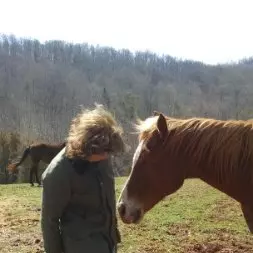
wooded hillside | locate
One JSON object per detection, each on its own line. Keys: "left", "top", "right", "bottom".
{"left": 1, "top": 34, "right": 253, "bottom": 176}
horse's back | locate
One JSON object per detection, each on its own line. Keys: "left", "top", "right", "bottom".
{"left": 30, "top": 143, "right": 65, "bottom": 163}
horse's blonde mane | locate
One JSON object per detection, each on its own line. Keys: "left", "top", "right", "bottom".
{"left": 66, "top": 104, "right": 125, "bottom": 159}
{"left": 134, "top": 116, "right": 159, "bottom": 140}
{"left": 135, "top": 115, "right": 253, "bottom": 181}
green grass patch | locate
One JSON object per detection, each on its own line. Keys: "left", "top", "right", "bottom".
{"left": 0, "top": 178, "right": 252, "bottom": 252}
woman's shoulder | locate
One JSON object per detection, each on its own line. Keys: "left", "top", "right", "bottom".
{"left": 42, "top": 147, "right": 72, "bottom": 182}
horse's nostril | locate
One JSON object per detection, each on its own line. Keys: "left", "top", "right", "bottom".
{"left": 132, "top": 208, "right": 142, "bottom": 223}
{"left": 118, "top": 202, "right": 126, "bottom": 217}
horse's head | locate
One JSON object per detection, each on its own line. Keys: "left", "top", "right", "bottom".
{"left": 118, "top": 113, "right": 185, "bottom": 224}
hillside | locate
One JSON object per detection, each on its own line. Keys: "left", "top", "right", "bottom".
{"left": 0, "top": 178, "right": 252, "bottom": 253}
{"left": 1, "top": 34, "right": 253, "bottom": 176}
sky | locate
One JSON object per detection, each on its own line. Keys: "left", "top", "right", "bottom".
{"left": 0, "top": 0, "right": 252, "bottom": 65}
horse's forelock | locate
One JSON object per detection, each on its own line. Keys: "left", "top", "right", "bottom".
{"left": 134, "top": 116, "right": 159, "bottom": 141}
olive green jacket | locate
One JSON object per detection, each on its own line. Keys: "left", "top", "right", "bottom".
{"left": 41, "top": 148, "right": 121, "bottom": 253}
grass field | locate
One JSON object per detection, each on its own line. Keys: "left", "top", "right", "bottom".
{"left": 0, "top": 177, "right": 252, "bottom": 253}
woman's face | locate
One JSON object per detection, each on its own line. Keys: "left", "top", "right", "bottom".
{"left": 86, "top": 153, "right": 109, "bottom": 162}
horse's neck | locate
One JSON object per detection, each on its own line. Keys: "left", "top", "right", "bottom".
{"left": 186, "top": 165, "right": 249, "bottom": 204}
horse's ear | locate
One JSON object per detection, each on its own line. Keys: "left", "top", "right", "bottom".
{"left": 157, "top": 113, "right": 168, "bottom": 138}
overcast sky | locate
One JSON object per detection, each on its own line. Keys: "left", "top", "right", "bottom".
{"left": 0, "top": 0, "right": 252, "bottom": 65}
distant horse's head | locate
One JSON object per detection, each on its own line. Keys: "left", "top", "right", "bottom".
{"left": 118, "top": 113, "right": 186, "bottom": 224}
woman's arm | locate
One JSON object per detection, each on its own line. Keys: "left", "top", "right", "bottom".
{"left": 41, "top": 157, "right": 71, "bottom": 253}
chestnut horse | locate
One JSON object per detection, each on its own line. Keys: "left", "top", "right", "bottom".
{"left": 118, "top": 112, "right": 253, "bottom": 233}
{"left": 8, "top": 142, "right": 65, "bottom": 186}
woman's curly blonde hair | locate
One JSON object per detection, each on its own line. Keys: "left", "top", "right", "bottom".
{"left": 65, "top": 104, "right": 125, "bottom": 159}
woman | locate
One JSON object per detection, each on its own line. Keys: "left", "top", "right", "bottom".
{"left": 41, "top": 104, "right": 125, "bottom": 253}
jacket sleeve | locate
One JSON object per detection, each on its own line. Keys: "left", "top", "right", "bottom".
{"left": 115, "top": 218, "right": 121, "bottom": 243}
{"left": 41, "top": 158, "right": 71, "bottom": 253}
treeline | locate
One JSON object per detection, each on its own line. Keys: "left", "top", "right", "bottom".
{"left": 1, "top": 34, "right": 253, "bottom": 176}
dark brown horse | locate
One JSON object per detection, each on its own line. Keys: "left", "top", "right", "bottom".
{"left": 8, "top": 141, "right": 65, "bottom": 186}
{"left": 118, "top": 112, "right": 253, "bottom": 234}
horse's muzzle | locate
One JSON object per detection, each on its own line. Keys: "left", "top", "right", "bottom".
{"left": 117, "top": 202, "right": 142, "bottom": 224}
